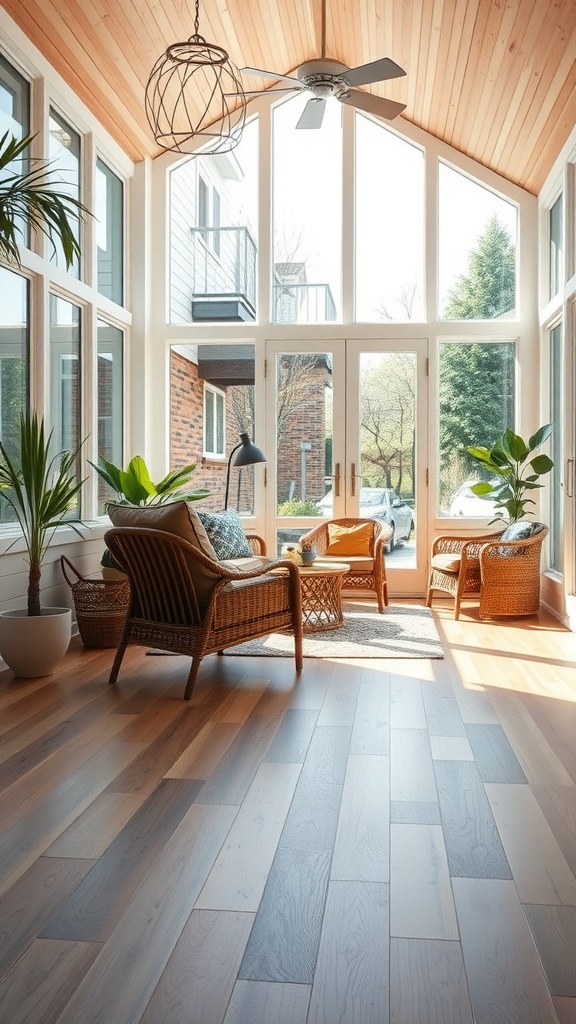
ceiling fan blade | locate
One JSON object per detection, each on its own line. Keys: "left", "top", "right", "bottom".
{"left": 225, "top": 87, "right": 300, "bottom": 97}
{"left": 343, "top": 57, "right": 406, "bottom": 87}
{"left": 296, "top": 98, "right": 327, "bottom": 129}
{"left": 240, "top": 66, "right": 303, "bottom": 86}
{"left": 340, "top": 89, "right": 406, "bottom": 120}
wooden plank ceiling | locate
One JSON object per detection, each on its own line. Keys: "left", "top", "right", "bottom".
{"left": 3, "top": 0, "right": 576, "bottom": 193}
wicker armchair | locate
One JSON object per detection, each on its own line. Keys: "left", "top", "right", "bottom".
{"left": 426, "top": 524, "right": 548, "bottom": 619}
{"left": 476, "top": 524, "right": 548, "bottom": 619}
{"left": 104, "top": 527, "right": 302, "bottom": 700}
{"left": 299, "top": 518, "right": 392, "bottom": 612}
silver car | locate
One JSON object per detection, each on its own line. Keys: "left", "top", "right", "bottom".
{"left": 316, "top": 486, "right": 414, "bottom": 552}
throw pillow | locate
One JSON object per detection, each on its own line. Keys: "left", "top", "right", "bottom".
{"left": 326, "top": 521, "right": 373, "bottom": 556}
{"left": 106, "top": 501, "right": 219, "bottom": 608}
{"left": 107, "top": 501, "right": 218, "bottom": 559}
{"left": 499, "top": 521, "right": 544, "bottom": 542}
{"left": 197, "top": 508, "right": 253, "bottom": 560}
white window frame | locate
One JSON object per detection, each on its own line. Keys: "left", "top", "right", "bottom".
{"left": 203, "top": 381, "right": 226, "bottom": 458}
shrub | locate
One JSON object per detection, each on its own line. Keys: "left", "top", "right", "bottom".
{"left": 277, "top": 499, "right": 321, "bottom": 516}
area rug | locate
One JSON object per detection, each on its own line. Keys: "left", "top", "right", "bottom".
{"left": 223, "top": 604, "right": 443, "bottom": 659}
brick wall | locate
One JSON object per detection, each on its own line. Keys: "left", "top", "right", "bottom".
{"left": 277, "top": 362, "right": 328, "bottom": 504}
{"left": 170, "top": 349, "right": 255, "bottom": 513}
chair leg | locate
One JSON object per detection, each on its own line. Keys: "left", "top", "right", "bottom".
{"left": 109, "top": 640, "right": 128, "bottom": 685}
{"left": 184, "top": 656, "right": 202, "bottom": 700}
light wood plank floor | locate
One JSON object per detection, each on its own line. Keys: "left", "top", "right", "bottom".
{"left": 1, "top": 599, "right": 576, "bottom": 1024}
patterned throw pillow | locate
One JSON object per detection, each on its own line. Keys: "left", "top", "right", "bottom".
{"left": 197, "top": 509, "right": 253, "bottom": 560}
{"left": 497, "top": 521, "right": 545, "bottom": 556}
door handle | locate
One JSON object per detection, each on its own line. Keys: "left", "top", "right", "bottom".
{"left": 351, "top": 463, "right": 357, "bottom": 497}
{"left": 567, "top": 458, "right": 575, "bottom": 499}
{"left": 333, "top": 462, "right": 341, "bottom": 498}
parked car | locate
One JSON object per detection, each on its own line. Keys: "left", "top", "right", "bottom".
{"left": 449, "top": 481, "right": 498, "bottom": 517}
{"left": 316, "top": 486, "right": 414, "bottom": 553}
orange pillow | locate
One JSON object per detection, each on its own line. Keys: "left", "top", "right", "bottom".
{"left": 326, "top": 522, "right": 373, "bottom": 556}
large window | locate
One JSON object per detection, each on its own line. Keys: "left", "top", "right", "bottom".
{"left": 355, "top": 114, "right": 424, "bottom": 321}
{"left": 97, "top": 320, "right": 123, "bottom": 513}
{"left": 549, "top": 194, "right": 563, "bottom": 300}
{"left": 170, "top": 343, "right": 256, "bottom": 514}
{"left": 0, "top": 54, "right": 30, "bottom": 252}
{"left": 272, "top": 94, "right": 341, "bottom": 323}
{"left": 0, "top": 267, "right": 28, "bottom": 523}
{"left": 49, "top": 109, "right": 81, "bottom": 277}
{"left": 549, "top": 322, "right": 563, "bottom": 571}
{"left": 49, "top": 296, "right": 81, "bottom": 481}
{"left": 169, "top": 119, "right": 258, "bottom": 324}
{"left": 439, "top": 163, "right": 517, "bottom": 320}
{"left": 96, "top": 159, "right": 124, "bottom": 305}
{"left": 438, "top": 341, "right": 516, "bottom": 514}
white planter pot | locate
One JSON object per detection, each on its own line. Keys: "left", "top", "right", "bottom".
{"left": 0, "top": 607, "right": 72, "bottom": 678}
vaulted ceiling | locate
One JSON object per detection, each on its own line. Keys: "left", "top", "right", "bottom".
{"left": 3, "top": 0, "right": 576, "bottom": 193}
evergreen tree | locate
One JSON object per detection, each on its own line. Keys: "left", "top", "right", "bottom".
{"left": 438, "top": 215, "right": 517, "bottom": 506}
{"left": 444, "top": 214, "right": 515, "bottom": 319}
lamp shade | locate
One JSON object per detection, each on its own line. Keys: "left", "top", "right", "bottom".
{"left": 224, "top": 433, "right": 267, "bottom": 509}
{"left": 233, "top": 432, "right": 266, "bottom": 468}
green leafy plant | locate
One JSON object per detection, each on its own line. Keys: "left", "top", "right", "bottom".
{"left": 467, "top": 424, "right": 554, "bottom": 525}
{"left": 90, "top": 454, "right": 210, "bottom": 507}
{"left": 0, "top": 131, "right": 89, "bottom": 268}
{"left": 277, "top": 499, "right": 321, "bottom": 516}
{"left": 0, "top": 413, "right": 85, "bottom": 616}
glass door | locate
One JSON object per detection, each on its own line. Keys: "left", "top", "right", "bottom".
{"left": 265, "top": 338, "right": 428, "bottom": 596}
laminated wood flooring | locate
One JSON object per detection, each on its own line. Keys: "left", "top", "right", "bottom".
{"left": 1, "top": 600, "right": 576, "bottom": 1023}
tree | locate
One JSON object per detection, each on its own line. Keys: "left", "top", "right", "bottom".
{"left": 443, "top": 214, "right": 515, "bottom": 319}
{"left": 360, "top": 353, "right": 415, "bottom": 495}
{"left": 439, "top": 342, "right": 515, "bottom": 484}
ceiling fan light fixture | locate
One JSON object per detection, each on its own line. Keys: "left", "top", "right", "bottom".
{"left": 145, "top": 0, "right": 247, "bottom": 155}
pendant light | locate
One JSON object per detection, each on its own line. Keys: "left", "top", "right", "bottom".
{"left": 145, "top": 0, "right": 247, "bottom": 155}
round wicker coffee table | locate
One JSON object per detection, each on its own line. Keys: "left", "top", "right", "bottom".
{"left": 298, "top": 561, "right": 350, "bottom": 632}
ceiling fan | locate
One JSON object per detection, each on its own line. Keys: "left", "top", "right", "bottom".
{"left": 234, "top": 0, "right": 406, "bottom": 129}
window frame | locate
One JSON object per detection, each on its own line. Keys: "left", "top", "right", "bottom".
{"left": 203, "top": 381, "right": 226, "bottom": 458}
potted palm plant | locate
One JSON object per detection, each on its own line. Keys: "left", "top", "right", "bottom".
{"left": 467, "top": 424, "right": 554, "bottom": 525}
{"left": 0, "top": 414, "right": 85, "bottom": 676}
{"left": 0, "top": 131, "right": 89, "bottom": 676}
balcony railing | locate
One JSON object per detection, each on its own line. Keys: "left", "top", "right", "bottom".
{"left": 191, "top": 226, "right": 256, "bottom": 322}
{"left": 273, "top": 283, "right": 337, "bottom": 323}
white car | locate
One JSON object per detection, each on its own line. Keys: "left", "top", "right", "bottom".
{"left": 449, "top": 482, "right": 498, "bottom": 517}
{"left": 316, "top": 486, "right": 414, "bottom": 552}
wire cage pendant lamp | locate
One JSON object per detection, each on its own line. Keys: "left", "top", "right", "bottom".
{"left": 145, "top": 0, "right": 247, "bottom": 155}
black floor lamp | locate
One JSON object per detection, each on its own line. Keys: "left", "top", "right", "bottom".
{"left": 224, "top": 432, "right": 267, "bottom": 510}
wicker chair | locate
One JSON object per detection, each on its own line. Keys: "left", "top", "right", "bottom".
{"left": 299, "top": 518, "right": 392, "bottom": 613}
{"left": 426, "top": 523, "right": 548, "bottom": 619}
{"left": 104, "top": 526, "right": 303, "bottom": 700}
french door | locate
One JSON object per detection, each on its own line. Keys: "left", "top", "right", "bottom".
{"left": 265, "top": 338, "right": 429, "bottom": 596}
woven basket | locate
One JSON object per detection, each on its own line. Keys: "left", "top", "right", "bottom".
{"left": 61, "top": 555, "right": 130, "bottom": 649}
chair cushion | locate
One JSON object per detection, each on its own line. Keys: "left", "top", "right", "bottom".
{"left": 197, "top": 509, "right": 253, "bottom": 559}
{"left": 326, "top": 522, "right": 373, "bottom": 556}
{"left": 106, "top": 500, "right": 219, "bottom": 608}
{"left": 431, "top": 553, "right": 461, "bottom": 574}
{"left": 219, "top": 555, "right": 270, "bottom": 571}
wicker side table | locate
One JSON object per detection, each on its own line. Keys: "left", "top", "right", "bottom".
{"left": 298, "top": 561, "right": 350, "bottom": 632}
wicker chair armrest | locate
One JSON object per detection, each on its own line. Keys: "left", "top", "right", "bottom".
{"left": 299, "top": 522, "right": 328, "bottom": 553}
{"left": 432, "top": 532, "right": 501, "bottom": 557}
{"left": 479, "top": 532, "right": 546, "bottom": 562}
{"left": 245, "top": 533, "right": 267, "bottom": 556}
{"left": 216, "top": 557, "right": 297, "bottom": 582}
